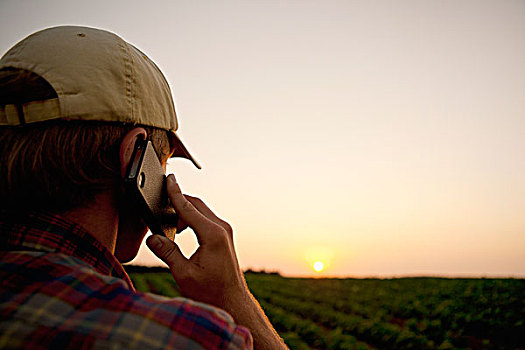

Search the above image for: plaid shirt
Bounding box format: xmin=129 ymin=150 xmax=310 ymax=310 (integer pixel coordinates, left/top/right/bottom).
xmin=0 ymin=211 xmax=252 ymax=349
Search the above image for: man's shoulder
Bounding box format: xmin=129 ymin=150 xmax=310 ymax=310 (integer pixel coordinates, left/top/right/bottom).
xmin=0 ymin=250 xmax=252 ymax=349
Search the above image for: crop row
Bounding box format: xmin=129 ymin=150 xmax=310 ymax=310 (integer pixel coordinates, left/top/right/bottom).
xmin=245 ymin=274 xmax=525 ymax=348
xmin=252 ymin=286 xmax=432 ymax=350
xmin=259 ymin=299 xmax=372 ymax=350
xmin=128 ymin=272 xmax=180 ymax=297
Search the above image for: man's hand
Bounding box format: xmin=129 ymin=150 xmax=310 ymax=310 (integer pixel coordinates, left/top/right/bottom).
xmin=146 ymin=174 xmax=246 ymax=308
xmin=146 ymin=174 xmax=287 ymax=350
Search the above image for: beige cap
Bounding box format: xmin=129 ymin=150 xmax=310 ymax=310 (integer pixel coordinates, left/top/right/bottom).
xmin=0 ymin=25 xmax=200 ymax=168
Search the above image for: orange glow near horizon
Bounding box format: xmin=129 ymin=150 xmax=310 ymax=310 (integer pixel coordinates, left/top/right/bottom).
xmin=303 ymin=246 xmax=335 ymax=274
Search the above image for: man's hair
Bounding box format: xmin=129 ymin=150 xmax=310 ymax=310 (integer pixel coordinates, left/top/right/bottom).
xmin=0 ymin=69 xmax=171 ymax=212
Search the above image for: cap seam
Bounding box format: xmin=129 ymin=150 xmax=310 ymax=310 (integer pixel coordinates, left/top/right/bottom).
xmin=128 ymin=42 xmax=136 ymax=124
xmin=119 ymin=41 xmax=133 ymax=122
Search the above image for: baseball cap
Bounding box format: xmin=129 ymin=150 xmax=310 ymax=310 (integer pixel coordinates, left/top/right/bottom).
xmin=0 ymin=25 xmax=200 ymax=168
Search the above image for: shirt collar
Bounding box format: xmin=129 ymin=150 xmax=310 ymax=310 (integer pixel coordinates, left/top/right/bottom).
xmin=0 ymin=210 xmax=135 ymax=291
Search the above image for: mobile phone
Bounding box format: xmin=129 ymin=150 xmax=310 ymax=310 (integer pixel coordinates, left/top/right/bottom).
xmin=124 ymin=137 xmax=178 ymax=241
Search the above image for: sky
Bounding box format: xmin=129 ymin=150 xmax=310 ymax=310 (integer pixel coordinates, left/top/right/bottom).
xmin=1 ymin=0 xmax=524 ymax=277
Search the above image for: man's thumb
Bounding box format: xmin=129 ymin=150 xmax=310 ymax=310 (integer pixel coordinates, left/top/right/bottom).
xmin=146 ymin=235 xmax=187 ymax=270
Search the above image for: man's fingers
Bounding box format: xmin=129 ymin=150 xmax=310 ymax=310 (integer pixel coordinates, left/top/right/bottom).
xmin=185 ymin=196 xmax=231 ymax=228
xmin=146 ymin=235 xmax=187 ymax=273
xmin=166 ymin=174 xmax=218 ymax=244
xmin=185 ymin=196 xmax=233 ymax=238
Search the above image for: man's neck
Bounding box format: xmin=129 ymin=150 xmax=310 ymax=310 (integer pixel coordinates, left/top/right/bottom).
xmin=62 ymin=193 xmax=119 ymax=254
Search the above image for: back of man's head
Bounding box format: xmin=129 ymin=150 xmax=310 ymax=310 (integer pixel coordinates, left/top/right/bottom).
xmin=0 ymin=26 xmax=199 ymax=212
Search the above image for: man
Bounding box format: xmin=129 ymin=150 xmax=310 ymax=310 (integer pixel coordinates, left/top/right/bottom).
xmin=0 ymin=26 xmax=286 ymax=349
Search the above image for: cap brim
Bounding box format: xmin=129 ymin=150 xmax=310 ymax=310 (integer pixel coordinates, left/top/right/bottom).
xmin=169 ymin=131 xmax=201 ymax=169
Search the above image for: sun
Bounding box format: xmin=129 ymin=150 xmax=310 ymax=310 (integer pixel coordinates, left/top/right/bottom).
xmin=313 ymin=261 xmax=324 ymax=272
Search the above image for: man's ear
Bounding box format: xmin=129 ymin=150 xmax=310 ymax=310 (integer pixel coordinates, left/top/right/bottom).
xmin=119 ymin=127 xmax=147 ymax=178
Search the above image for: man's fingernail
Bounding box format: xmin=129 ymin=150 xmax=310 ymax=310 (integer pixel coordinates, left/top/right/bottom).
xmin=150 ymin=235 xmax=163 ymax=249
xmin=167 ymin=174 xmax=175 ymax=184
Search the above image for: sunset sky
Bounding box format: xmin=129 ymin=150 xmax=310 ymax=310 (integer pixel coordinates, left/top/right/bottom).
xmin=1 ymin=0 xmax=524 ymax=277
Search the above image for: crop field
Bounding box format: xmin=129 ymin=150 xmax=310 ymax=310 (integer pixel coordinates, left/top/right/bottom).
xmin=125 ymin=267 xmax=524 ymax=350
